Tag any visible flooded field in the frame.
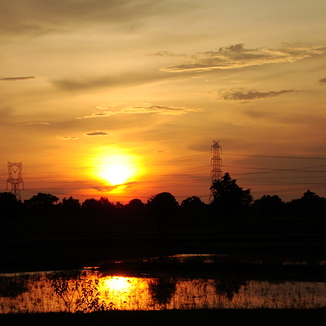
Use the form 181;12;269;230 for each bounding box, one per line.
1;254;326;313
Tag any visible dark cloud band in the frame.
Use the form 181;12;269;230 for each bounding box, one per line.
216;89;299;101
0;76;35;81
85;131;111;136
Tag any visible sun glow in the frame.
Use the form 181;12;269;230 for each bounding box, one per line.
102;276;133;292
91;148;141;188
100;157;134;186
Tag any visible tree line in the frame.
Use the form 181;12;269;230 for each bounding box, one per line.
1;172;325;221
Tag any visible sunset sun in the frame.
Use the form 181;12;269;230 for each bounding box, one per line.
100;160;134;186
91;148;141;189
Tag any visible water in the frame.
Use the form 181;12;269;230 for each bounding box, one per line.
1;267;326;313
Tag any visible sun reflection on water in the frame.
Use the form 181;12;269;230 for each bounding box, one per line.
98;275;152;310
1;270;326;313
102;276;133;292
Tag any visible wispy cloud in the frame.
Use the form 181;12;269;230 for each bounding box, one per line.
1;1;190;37
52;44;325;92
85;131;112;136
244;110;326;126
78;104;202;119
216;88;299;102
93;181;138;193
122;105;201;115
56;135;78;140
20;121;51;126
150;50;186;57
319;78;326;85
52;71;175;92
161;44;326;73
0;76;35;81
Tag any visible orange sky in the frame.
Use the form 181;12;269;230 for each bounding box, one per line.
1;0;326;203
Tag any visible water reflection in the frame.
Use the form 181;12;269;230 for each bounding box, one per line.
100;276;149;310
102;276;132;292
148;277;177;307
1;269;326;313
214;276;246;301
49;271;107;313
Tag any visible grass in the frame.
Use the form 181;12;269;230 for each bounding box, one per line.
1;309;326;325
1;214;326;273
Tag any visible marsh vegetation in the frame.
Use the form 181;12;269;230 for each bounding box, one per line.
1;265;326;314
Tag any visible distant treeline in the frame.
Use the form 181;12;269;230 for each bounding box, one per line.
1;172;326;220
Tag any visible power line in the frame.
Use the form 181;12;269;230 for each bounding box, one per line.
2;151;326;196
223;152;326;160
223;164;326;174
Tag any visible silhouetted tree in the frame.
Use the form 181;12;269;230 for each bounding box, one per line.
49;271;108;313
253;195;285;217
210;172;253;216
98;197;116;216
115;201;124;209
59;196;81;217
302;190;324;202
0;192;22;218
125;198;145;218
287;190;326;217
81;198;98;215
0;192;24;232
25;192;59;207
181;196;205;213
24;192;59;217
81;197;116;218
147;192;178;235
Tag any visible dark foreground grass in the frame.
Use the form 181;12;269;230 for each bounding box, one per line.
1;214;326;273
0;309;325;326
2;230;326;273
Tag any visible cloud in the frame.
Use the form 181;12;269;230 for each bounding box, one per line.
122;105;201;115
20;122;51;125
93;181;138;193
162;44;326;73
216;88;299;101
78;104;202;119
0;0;190;38
0;76;35;81
48;44;326;92
319;78;326;85
244;110;275;119
150;50;186;57
244;110;326;126
52;70;177;92
56;135;78;140
85;131;111;136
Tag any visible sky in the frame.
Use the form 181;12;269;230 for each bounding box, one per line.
1;0;326;204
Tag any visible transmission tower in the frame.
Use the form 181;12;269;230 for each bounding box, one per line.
6;162;24;201
211;140;223;181
210;140;223;201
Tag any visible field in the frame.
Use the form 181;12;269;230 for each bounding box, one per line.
1;309;326;325
1;214;326;323
1;213;326;272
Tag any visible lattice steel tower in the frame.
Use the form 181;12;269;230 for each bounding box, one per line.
210;140;223;201
6;162;24;201
211;140;223;182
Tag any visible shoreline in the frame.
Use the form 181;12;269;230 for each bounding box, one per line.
2;245;326;274
1;309;326;325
